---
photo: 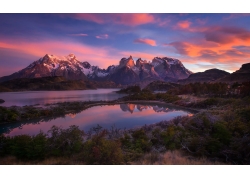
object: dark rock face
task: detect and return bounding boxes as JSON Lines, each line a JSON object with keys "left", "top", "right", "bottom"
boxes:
{"left": 109, "top": 66, "right": 140, "bottom": 85}
{"left": 179, "top": 69, "right": 230, "bottom": 84}
{"left": 106, "top": 56, "right": 192, "bottom": 85}
{"left": 238, "top": 63, "right": 250, "bottom": 73}
{"left": 218, "top": 63, "right": 250, "bottom": 83}
{"left": 152, "top": 57, "right": 192, "bottom": 80}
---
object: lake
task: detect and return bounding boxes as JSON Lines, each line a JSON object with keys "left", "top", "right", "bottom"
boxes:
{"left": 0, "top": 102, "right": 194, "bottom": 136}
{"left": 0, "top": 89, "right": 124, "bottom": 107}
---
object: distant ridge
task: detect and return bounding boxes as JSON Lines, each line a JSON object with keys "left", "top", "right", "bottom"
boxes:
{"left": 217, "top": 63, "right": 250, "bottom": 83}
{"left": 178, "top": 68, "right": 230, "bottom": 84}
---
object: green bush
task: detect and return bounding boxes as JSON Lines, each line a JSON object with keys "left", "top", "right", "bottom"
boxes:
{"left": 83, "top": 130, "right": 124, "bottom": 165}
{"left": 131, "top": 129, "right": 151, "bottom": 153}
{"left": 0, "top": 132, "right": 47, "bottom": 160}
{"left": 160, "top": 125, "right": 182, "bottom": 150}
{"left": 47, "top": 125, "right": 85, "bottom": 156}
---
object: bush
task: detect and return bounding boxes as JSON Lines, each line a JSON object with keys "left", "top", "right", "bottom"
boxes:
{"left": 83, "top": 130, "right": 124, "bottom": 165}
{"left": 47, "top": 125, "right": 85, "bottom": 156}
{"left": 0, "top": 132, "right": 47, "bottom": 160}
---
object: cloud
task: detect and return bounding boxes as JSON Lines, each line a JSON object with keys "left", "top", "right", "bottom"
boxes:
{"left": 63, "top": 13, "right": 156, "bottom": 26}
{"left": 134, "top": 38, "right": 157, "bottom": 46}
{"left": 0, "top": 39, "right": 164, "bottom": 77}
{"left": 168, "top": 42, "right": 190, "bottom": 55}
{"left": 177, "top": 20, "right": 192, "bottom": 29}
{"left": 96, "top": 34, "right": 109, "bottom": 39}
{"left": 69, "top": 33, "right": 88, "bottom": 36}
{"left": 168, "top": 39, "right": 250, "bottom": 69}
{"left": 204, "top": 26, "right": 250, "bottom": 44}
{"left": 0, "top": 40, "right": 121, "bottom": 71}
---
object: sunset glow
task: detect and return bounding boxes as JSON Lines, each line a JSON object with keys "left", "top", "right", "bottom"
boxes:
{"left": 1, "top": 13, "right": 250, "bottom": 76}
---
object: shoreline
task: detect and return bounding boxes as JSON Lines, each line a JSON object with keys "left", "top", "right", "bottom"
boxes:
{"left": 0, "top": 99, "right": 200, "bottom": 126}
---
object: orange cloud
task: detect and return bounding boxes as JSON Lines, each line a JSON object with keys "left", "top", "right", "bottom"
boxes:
{"left": 63, "top": 13, "right": 155, "bottom": 26}
{"left": 0, "top": 39, "right": 164, "bottom": 72}
{"left": 177, "top": 20, "right": 191, "bottom": 29}
{"left": 134, "top": 38, "right": 157, "bottom": 46}
{"left": 0, "top": 40, "right": 121, "bottom": 69}
{"left": 168, "top": 39, "right": 250, "bottom": 72}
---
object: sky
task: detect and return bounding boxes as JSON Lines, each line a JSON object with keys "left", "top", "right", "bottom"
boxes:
{"left": 1, "top": 13, "right": 250, "bottom": 77}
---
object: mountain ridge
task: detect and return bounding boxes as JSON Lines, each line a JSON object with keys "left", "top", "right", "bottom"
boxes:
{"left": 0, "top": 53, "right": 192, "bottom": 85}
{"left": 178, "top": 68, "right": 230, "bottom": 84}
{"left": 217, "top": 63, "right": 250, "bottom": 83}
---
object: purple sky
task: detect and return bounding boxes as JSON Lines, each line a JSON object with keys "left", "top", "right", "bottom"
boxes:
{"left": 1, "top": 13, "right": 250, "bottom": 77}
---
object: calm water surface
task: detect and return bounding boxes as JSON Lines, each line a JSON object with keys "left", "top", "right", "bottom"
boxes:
{"left": 0, "top": 89, "right": 124, "bottom": 107}
{"left": 0, "top": 103, "right": 194, "bottom": 136}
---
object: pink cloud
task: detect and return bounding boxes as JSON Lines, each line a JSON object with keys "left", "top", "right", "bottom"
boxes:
{"left": 177, "top": 20, "right": 192, "bottom": 29}
{"left": 96, "top": 34, "right": 109, "bottom": 39}
{"left": 63, "top": 13, "right": 155, "bottom": 26}
{"left": 204, "top": 26, "right": 250, "bottom": 44}
{"left": 0, "top": 40, "right": 121, "bottom": 69}
{"left": 134, "top": 38, "right": 157, "bottom": 46}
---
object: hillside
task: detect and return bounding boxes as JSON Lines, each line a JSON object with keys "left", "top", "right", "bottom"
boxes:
{"left": 178, "top": 69, "right": 230, "bottom": 84}
{"left": 0, "top": 76, "right": 120, "bottom": 92}
{"left": 218, "top": 63, "right": 250, "bottom": 83}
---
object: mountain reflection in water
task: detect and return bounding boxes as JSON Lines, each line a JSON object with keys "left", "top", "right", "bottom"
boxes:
{"left": 0, "top": 103, "right": 194, "bottom": 136}
{"left": 120, "top": 104, "right": 177, "bottom": 113}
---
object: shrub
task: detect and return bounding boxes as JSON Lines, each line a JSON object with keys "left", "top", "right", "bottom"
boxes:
{"left": 83, "top": 130, "right": 124, "bottom": 165}
{"left": 47, "top": 125, "right": 85, "bottom": 156}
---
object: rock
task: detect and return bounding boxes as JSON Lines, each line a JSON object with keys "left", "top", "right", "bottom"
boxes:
{"left": 0, "top": 99, "right": 5, "bottom": 103}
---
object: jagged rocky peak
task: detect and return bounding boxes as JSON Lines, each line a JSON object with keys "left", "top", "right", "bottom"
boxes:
{"left": 65, "top": 53, "right": 77, "bottom": 61}
{"left": 82, "top": 61, "right": 91, "bottom": 69}
{"left": 152, "top": 57, "right": 182, "bottom": 66}
{"left": 136, "top": 58, "right": 148, "bottom": 67}
{"left": 0, "top": 53, "right": 193, "bottom": 85}
{"left": 107, "top": 65, "right": 116, "bottom": 72}
{"left": 119, "top": 56, "right": 135, "bottom": 68}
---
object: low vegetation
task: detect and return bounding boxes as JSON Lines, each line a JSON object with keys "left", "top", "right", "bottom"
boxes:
{"left": 1, "top": 95, "right": 250, "bottom": 165}
{"left": 0, "top": 81, "right": 250, "bottom": 164}
{"left": 0, "top": 101, "right": 120, "bottom": 124}
{"left": 121, "top": 87, "right": 181, "bottom": 103}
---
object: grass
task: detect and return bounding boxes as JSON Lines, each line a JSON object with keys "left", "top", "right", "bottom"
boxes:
{"left": 0, "top": 150, "right": 226, "bottom": 165}
{"left": 132, "top": 151, "right": 227, "bottom": 165}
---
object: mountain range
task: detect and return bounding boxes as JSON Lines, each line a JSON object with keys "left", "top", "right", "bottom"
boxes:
{"left": 0, "top": 53, "right": 192, "bottom": 85}
{"left": 0, "top": 53, "right": 250, "bottom": 87}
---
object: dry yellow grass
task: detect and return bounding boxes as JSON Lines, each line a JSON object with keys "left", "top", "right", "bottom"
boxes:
{"left": 131, "top": 151, "right": 227, "bottom": 165}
